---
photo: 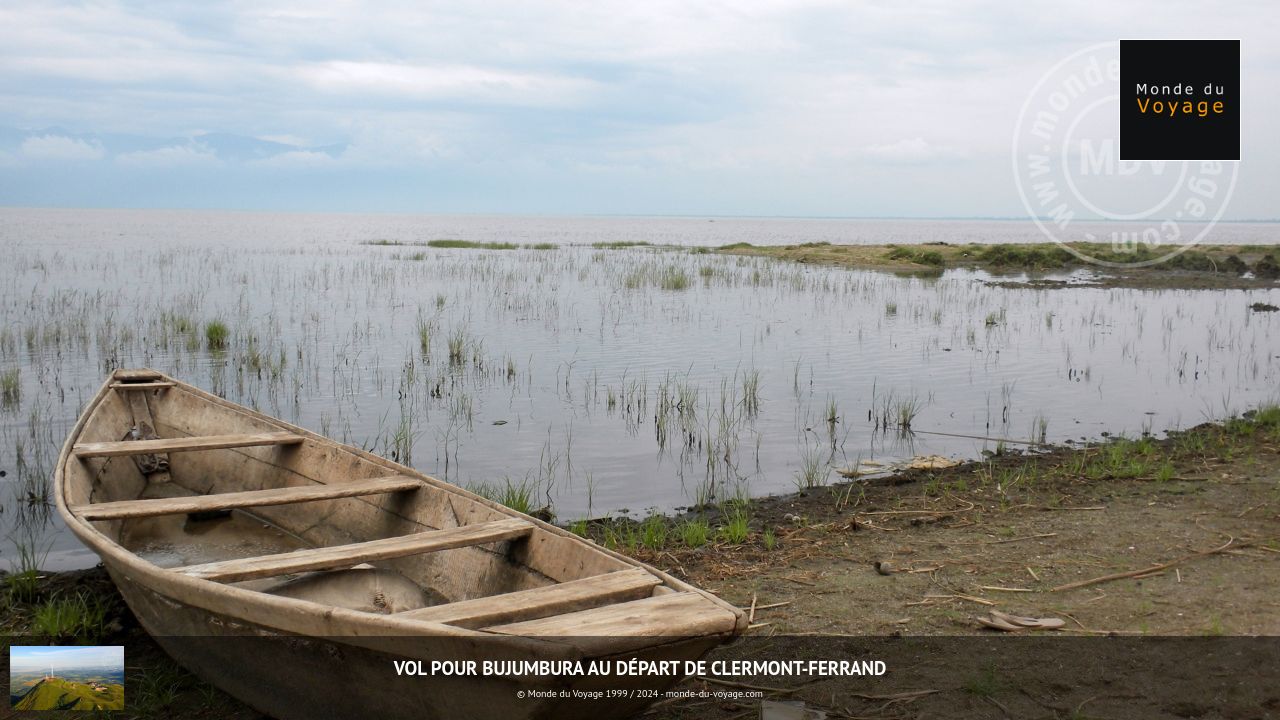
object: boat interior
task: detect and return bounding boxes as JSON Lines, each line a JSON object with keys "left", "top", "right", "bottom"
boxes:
{"left": 63, "top": 370, "right": 740, "bottom": 639}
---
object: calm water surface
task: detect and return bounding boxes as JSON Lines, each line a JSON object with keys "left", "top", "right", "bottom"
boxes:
{"left": 1, "top": 209, "right": 1277, "bottom": 568}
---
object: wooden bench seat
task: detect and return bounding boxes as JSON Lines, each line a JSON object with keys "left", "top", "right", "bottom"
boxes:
{"left": 481, "top": 592, "right": 739, "bottom": 652}
{"left": 73, "top": 432, "right": 303, "bottom": 458}
{"left": 398, "top": 568, "right": 661, "bottom": 628}
{"left": 72, "top": 475, "right": 423, "bottom": 520}
{"left": 175, "top": 518, "right": 534, "bottom": 583}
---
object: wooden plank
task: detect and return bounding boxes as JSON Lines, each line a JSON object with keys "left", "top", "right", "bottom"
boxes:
{"left": 176, "top": 518, "right": 534, "bottom": 583}
{"left": 111, "top": 381, "right": 176, "bottom": 389}
{"left": 73, "top": 431, "right": 303, "bottom": 458}
{"left": 483, "top": 592, "right": 738, "bottom": 639}
{"left": 398, "top": 568, "right": 661, "bottom": 628}
{"left": 114, "top": 369, "right": 163, "bottom": 381}
{"left": 72, "top": 475, "right": 425, "bottom": 520}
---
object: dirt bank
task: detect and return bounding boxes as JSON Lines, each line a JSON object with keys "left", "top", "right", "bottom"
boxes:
{"left": 715, "top": 240, "right": 1280, "bottom": 290}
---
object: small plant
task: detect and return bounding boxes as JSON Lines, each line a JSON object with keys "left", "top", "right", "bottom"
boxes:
{"left": 568, "top": 519, "right": 589, "bottom": 537}
{"left": 639, "top": 515, "right": 668, "bottom": 551}
{"left": 795, "top": 443, "right": 829, "bottom": 490}
{"left": 659, "top": 267, "right": 691, "bottom": 291}
{"left": 718, "top": 503, "right": 750, "bottom": 544}
{"left": 677, "top": 518, "right": 710, "bottom": 548}
{"left": 762, "top": 527, "right": 778, "bottom": 551}
{"left": 0, "top": 367, "right": 19, "bottom": 408}
{"left": 416, "top": 316, "right": 433, "bottom": 355}
{"left": 31, "top": 592, "right": 110, "bottom": 643}
{"left": 447, "top": 328, "right": 467, "bottom": 365}
{"left": 204, "top": 320, "right": 230, "bottom": 349}
{"left": 470, "top": 478, "right": 536, "bottom": 515}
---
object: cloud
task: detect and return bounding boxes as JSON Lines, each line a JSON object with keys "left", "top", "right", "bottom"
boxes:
{"left": 860, "top": 138, "right": 967, "bottom": 164}
{"left": 292, "top": 61, "right": 599, "bottom": 107}
{"left": 20, "top": 134, "right": 104, "bottom": 160}
{"left": 248, "top": 149, "right": 336, "bottom": 168}
{"left": 115, "top": 144, "right": 220, "bottom": 167}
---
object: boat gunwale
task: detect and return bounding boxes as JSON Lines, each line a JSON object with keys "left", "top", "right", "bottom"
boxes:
{"left": 54, "top": 369, "right": 746, "bottom": 651}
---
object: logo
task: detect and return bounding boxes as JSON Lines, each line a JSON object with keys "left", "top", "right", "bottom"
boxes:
{"left": 1012, "top": 42, "right": 1239, "bottom": 268}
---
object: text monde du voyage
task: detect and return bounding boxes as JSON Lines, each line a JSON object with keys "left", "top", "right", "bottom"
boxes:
{"left": 1134, "top": 82, "right": 1228, "bottom": 118}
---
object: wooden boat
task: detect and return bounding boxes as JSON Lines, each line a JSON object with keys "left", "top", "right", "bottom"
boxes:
{"left": 56, "top": 369, "right": 745, "bottom": 719}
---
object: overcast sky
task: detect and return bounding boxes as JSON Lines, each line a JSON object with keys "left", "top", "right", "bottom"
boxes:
{"left": 1, "top": 1, "right": 1276, "bottom": 217}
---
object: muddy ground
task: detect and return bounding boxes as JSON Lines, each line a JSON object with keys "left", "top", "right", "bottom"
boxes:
{"left": 3, "top": 412, "right": 1278, "bottom": 719}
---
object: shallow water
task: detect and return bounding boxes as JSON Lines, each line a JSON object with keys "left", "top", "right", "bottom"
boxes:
{"left": 1, "top": 208, "right": 1277, "bottom": 569}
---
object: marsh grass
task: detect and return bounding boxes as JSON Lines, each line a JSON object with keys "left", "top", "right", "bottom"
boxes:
{"left": 795, "top": 441, "right": 829, "bottom": 489}
{"left": 204, "top": 320, "right": 229, "bottom": 349}
{"left": 426, "top": 239, "right": 519, "bottom": 250}
{"left": 470, "top": 477, "right": 537, "bottom": 515}
{"left": 591, "top": 241, "right": 652, "bottom": 249}
{"left": 0, "top": 367, "right": 19, "bottom": 408}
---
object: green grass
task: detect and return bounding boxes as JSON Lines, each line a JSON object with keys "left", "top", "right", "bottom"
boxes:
{"left": 31, "top": 592, "right": 111, "bottom": 643}
{"left": 677, "top": 518, "right": 710, "bottom": 548}
{"left": 469, "top": 478, "right": 536, "bottom": 515}
{"left": 591, "top": 240, "right": 652, "bottom": 249}
{"left": 525, "top": 242, "right": 558, "bottom": 250}
{"left": 204, "top": 320, "right": 229, "bottom": 349}
{"left": 639, "top": 514, "right": 669, "bottom": 550}
{"left": 717, "top": 242, "right": 754, "bottom": 250}
{"left": 1, "top": 366, "right": 19, "bottom": 407}
{"left": 659, "top": 267, "right": 691, "bottom": 290}
{"left": 12, "top": 677, "right": 124, "bottom": 711}
{"left": 762, "top": 527, "right": 778, "bottom": 551}
{"left": 426, "top": 239, "right": 519, "bottom": 250}
{"left": 885, "top": 246, "right": 945, "bottom": 267}
{"left": 795, "top": 444, "right": 829, "bottom": 489}
{"left": 718, "top": 503, "right": 750, "bottom": 544}
{"left": 977, "top": 244, "right": 1074, "bottom": 269}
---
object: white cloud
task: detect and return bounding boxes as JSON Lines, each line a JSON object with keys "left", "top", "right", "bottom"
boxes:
{"left": 115, "top": 144, "right": 220, "bottom": 167}
{"left": 20, "top": 134, "right": 104, "bottom": 160}
{"left": 860, "top": 138, "right": 967, "bottom": 164}
{"left": 292, "top": 61, "right": 599, "bottom": 107}
{"left": 248, "top": 150, "right": 335, "bottom": 168}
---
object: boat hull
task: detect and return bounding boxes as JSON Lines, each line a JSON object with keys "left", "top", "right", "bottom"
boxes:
{"left": 109, "top": 562, "right": 720, "bottom": 720}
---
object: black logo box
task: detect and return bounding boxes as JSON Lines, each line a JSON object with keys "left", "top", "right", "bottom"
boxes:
{"left": 1120, "top": 39, "right": 1239, "bottom": 161}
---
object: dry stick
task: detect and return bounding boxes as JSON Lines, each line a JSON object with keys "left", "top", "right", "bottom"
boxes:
{"left": 980, "top": 586, "right": 1035, "bottom": 593}
{"left": 913, "top": 428, "right": 1044, "bottom": 446}
{"left": 954, "top": 532, "right": 1057, "bottom": 546}
{"left": 1051, "top": 538, "right": 1240, "bottom": 592}
{"left": 748, "top": 593, "right": 758, "bottom": 624}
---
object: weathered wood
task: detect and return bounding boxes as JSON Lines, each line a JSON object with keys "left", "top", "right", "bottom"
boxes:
{"left": 177, "top": 518, "right": 534, "bottom": 583}
{"left": 113, "top": 369, "right": 163, "bottom": 382}
{"left": 484, "top": 592, "right": 738, "bottom": 638}
{"left": 399, "top": 568, "right": 661, "bottom": 628}
{"left": 111, "top": 381, "right": 177, "bottom": 389}
{"left": 55, "top": 369, "right": 745, "bottom": 720}
{"left": 72, "top": 475, "right": 424, "bottom": 520}
{"left": 73, "top": 431, "right": 303, "bottom": 458}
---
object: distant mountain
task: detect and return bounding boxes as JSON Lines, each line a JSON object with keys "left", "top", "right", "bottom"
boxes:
{"left": 10, "top": 677, "right": 124, "bottom": 711}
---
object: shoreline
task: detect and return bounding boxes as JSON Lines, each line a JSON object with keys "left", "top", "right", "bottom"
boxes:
{"left": 712, "top": 241, "right": 1280, "bottom": 290}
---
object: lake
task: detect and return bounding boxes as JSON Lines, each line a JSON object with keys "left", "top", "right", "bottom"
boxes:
{"left": 1, "top": 208, "right": 1277, "bottom": 569}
